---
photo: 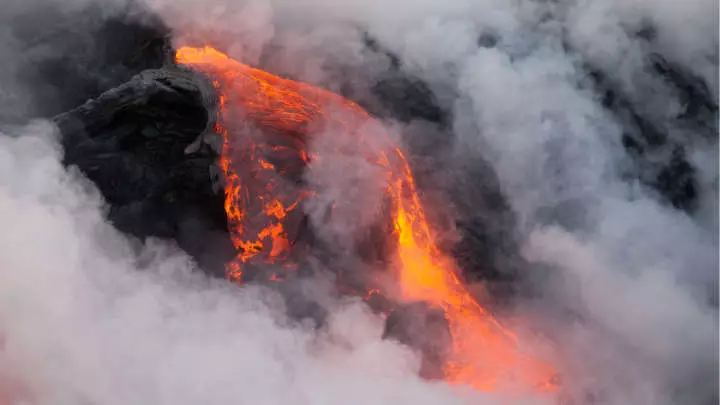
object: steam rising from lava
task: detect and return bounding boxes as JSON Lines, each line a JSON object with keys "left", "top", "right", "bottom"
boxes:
{"left": 176, "top": 45, "right": 557, "bottom": 392}
{"left": 0, "top": 122, "right": 498, "bottom": 404}
{"left": 0, "top": 0, "right": 716, "bottom": 404}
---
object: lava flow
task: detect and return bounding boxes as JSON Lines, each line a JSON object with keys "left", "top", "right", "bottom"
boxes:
{"left": 176, "top": 46, "right": 558, "bottom": 394}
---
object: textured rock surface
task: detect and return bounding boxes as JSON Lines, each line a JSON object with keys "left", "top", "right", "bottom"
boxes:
{"left": 54, "top": 68, "right": 233, "bottom": 276}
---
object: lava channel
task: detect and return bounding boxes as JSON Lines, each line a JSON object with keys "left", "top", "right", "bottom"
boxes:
{"left": 176, "top": 45, "right": 558, "bottom": 394}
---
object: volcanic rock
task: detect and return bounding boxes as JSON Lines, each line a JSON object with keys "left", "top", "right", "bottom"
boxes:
{"left": 54, "top": 68, "right": 234, "bottom": 276}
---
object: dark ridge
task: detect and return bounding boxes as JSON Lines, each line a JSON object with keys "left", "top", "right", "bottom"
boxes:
{"left": 648, "top": 53, "right": 718, "bottom": 127}
{"left": 372, "top": 75, "right": 447, "bottom": 125}
{"left": 448, "top": 159, "right": 522, "bottom": 284}
{"left": 55, "top": 69, "right": 233, "bottom": 277}
{"left": 573, "top": 41, "right": 716, "bottom": 213}
{"left": 653, "top": 146, "right": 699, "bottom": 210}
{"left": 361, "top": 33, "right": 450, "bottom": 126}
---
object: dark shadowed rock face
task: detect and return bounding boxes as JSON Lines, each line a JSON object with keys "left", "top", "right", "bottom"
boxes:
{"left": 54, "top": 68, "right": 234, "bottom": 277}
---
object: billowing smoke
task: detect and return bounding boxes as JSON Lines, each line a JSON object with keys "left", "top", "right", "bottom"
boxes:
{"left": 0, "top": 0, "right": 717, "bottom": 404}
{"left": 0, "top": 121, "right": 494, "bottom": 404}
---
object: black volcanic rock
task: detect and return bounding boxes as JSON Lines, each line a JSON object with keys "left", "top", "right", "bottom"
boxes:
{"left": 54, "top": 68, "right": 234, "bottom": 276}
{"left": 362, "top": 33, "right": 449, "bottom": 126}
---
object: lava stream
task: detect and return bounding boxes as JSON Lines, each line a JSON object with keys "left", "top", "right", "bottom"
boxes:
{"left": 176, "top": 45, "right": 558, "bottom": 394}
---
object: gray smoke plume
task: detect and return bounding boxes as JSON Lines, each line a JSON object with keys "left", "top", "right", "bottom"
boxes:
{"left": 0, "top": 0, "right": 717, "bottom": 404}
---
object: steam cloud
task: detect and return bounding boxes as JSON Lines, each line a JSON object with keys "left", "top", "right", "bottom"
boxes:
{"left": 0, "top": 122, "right": 488, "bottom": 404}
{"left": 0, "top": 0, "right": 717, "bottom": 405}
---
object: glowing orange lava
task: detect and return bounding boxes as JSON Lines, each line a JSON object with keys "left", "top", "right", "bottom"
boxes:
{"left": 176, "top": 45, "right": 558, "bottom": 394}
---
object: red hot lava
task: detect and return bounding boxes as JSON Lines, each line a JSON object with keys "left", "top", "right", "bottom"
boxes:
{"left": 176, "top": 46, "right": 558, "bottom": 394}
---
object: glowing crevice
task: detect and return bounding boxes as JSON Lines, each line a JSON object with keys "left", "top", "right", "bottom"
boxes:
{"left": 176, "top": 45, "right": 557, "bottom": 393}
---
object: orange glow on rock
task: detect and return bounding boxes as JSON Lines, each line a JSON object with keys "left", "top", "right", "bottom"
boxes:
{"left": 176, "top": 45, "right": 558, "bottom": 393}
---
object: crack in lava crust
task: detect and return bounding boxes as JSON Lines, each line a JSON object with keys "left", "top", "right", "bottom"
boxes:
{"left": 176, "top": 45, "right": 559, "bottom": 394}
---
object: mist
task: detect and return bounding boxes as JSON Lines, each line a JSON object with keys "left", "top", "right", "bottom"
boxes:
{"left": 0, "top": 0, "right": 717, "bottom": 404}
{"left": 0, "top": 121, "right": 500, "bottom": 404}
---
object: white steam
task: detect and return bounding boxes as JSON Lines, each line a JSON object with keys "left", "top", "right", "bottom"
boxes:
{"left": 0, "top": 122, "right": 490, "bottom": 404}
{"left": 0, "top": 0, "right": 717, "bottom": 404}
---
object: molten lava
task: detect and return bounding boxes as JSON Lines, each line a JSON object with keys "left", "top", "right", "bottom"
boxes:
{"left": 176, "top": 46, "right": 557, "bottom": 393}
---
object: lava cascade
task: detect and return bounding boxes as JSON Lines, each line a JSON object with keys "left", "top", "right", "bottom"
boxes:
{"left": 176, "top": 46, "right": 557, "bottom": 393}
